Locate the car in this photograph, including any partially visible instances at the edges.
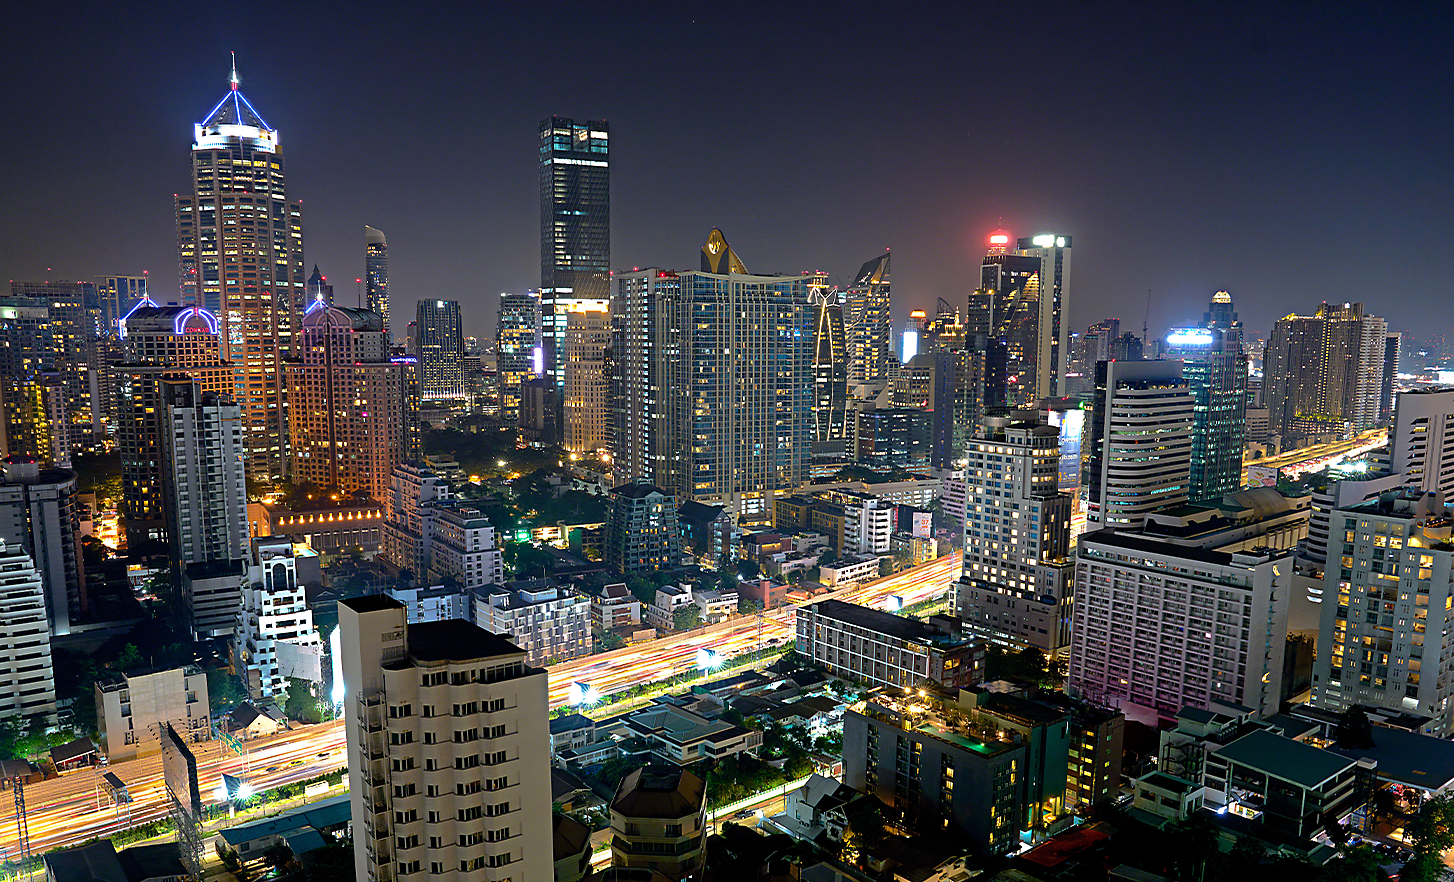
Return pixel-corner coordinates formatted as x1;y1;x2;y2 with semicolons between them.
735;809;756;819
266;766;280;772
317;752;328;758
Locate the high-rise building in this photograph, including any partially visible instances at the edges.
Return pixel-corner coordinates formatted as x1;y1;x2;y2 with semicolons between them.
1071;526;1293;719
604;482;682;575
340;595;552;882
305;265;334;310
0;458;85;636
809;278;849;448
612;257;812;524
415;299;466;401
495;292;540;424
1163;302;1248;503
0;538;56;724
973;234;1072;406
853;407;930;474
563;305;610;455
844;253;891;394
93;275;148;336
539;116;610;424
473;583;591;668
0;372;70;468
176;62;304;481
235;536;322;700
1389;389;1454;497
7;281;98;437
1311;490;1454;735
1264;302;1389;442
364;226;389;337
158;377;249;568
287;305;405;503
114;305;238;543
952;412;1075;654
1084;360;1194;529
1015;235;1072;399
382;462;452;576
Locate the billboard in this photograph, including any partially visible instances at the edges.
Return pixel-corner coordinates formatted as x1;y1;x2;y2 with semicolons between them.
277;638;323;683
1247;465;1281;487
160;723;201;819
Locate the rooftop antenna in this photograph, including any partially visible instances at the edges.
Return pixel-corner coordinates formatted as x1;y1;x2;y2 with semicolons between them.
230;52;239;90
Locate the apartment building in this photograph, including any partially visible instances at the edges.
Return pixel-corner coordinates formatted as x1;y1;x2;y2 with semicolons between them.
0;538;55;723
340;595;551;882
235;536;324;701
609;766;708;879
95;665;210;761
473;583;591;667
427;503;504;590
795;599;984;690
591;583;641;632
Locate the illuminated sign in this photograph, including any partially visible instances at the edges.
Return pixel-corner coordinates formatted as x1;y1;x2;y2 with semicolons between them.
989;234;1009;245
1166;328;1215;346
532;345;544;376
902;330;919;363
173;306;219;335
1032;234;1055;247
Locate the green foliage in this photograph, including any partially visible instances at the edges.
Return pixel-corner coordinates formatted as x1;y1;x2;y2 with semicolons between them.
1334;707;1376;749
206;665;247;711
738;598;763;615
626;576;656;605
503;541;554;578
1405;793;1454;872
673;605;703;631
595;630;626;652
736;559;761;580
878;558;894;578
984;645;1060;686
707;756;789;809
285;677;324;724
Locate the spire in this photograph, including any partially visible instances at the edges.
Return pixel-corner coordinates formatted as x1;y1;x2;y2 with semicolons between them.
197;53;272;133
230;51;239;91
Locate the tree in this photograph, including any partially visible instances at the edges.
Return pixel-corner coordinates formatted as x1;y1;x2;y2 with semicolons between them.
1404;793;1454;876
626;576;656;605
112;643;143;673
674;605;702;631
595;630;626;652
285;677;323;724
739;598;763;615
503;541;553;578
736;559;760;580
879;558;894;578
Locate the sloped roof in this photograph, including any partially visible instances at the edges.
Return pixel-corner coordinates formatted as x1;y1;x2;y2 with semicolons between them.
612;765;704;818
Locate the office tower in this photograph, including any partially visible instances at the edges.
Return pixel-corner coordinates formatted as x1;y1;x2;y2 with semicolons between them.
365;226;389;337
539;116;610;423
1014;235;1072;398
795;599;985;689
415;299;466;401
853;407;930;474
0;538;56;724
235;536;322;700
609;766;707;878
1085;360;1193;528
611;259;812;524
7;281;97;437
93;275;148;335
1264;302;1389;442
177;63;305;480
305;265;333;309
114;306;238;543
894;351;955;469
844;252;892;394
495;292;540;424
951;413;1075;654
563;305;610;454
159;377;249;566
340;595;552;882
974;234;1072;406
1071;528;1293;719
604;481;682;575
0;458;85;635
0;372;70;468
287;305;405;503
1163;316;1248;503
810;277;848;447
1310;490;1454;735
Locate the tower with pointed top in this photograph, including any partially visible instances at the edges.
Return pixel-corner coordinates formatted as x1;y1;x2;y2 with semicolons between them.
364;226;389;337
176;59;304;481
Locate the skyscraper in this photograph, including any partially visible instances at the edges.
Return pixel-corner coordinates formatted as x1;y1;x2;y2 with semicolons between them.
0;459;85;636
1388;389;1454;498
7;281;98;437
612;246;812;524
415;299;465;401
364;226;389;337
159;376;249;568
1163;294;1248;503
1084;360;1194;528
305;266;333;309
0;538;56;724
340;595;552;882
93;275;148;336
563;305;610;455
973;234;1073;406
495;292;540;425
1015;235;1072;399
810;278;849;447
287;305;405;504
539;116;610;428
844;253;891;394
176;60;304;480
952;412;1075;654
1264;302;1388;443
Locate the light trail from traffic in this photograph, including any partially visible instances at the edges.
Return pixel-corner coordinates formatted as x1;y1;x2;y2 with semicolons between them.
0;554;960;858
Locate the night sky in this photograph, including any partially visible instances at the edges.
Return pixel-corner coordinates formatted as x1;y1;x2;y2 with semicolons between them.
4;2;1451;345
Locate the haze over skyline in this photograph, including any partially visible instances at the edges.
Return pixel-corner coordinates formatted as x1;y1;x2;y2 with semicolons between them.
3;1;1451;343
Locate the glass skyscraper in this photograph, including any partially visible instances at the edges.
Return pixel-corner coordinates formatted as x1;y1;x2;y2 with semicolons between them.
539;116;610;433
1163;292;1248;503
414;299;465;401
365;225;389;337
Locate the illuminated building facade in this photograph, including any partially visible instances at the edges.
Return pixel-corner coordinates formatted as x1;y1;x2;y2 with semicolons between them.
845;253;891;394
286;305;404;504
176;62;304;480
6;281;98;437
563;305;610;454
540;116;610;437
496;291;540;424
1163;298;1247;503
611;265;812;524
1264;302;1389;443
0;372;70;468
364;226;389;337
972;233;1073;406
158;376;249;567
1084;360;1193;528
114;306;238;542
415;299;466;401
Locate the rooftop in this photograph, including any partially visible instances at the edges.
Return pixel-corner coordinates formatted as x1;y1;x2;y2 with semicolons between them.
807;598;936;642
1325;726;1454;792
341;594;404;614
612;765;705;818
1214;729;1355;789
407;620;526;663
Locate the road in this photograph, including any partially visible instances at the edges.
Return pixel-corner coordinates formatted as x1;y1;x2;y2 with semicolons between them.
1244;429;1386;483
0;554;961;859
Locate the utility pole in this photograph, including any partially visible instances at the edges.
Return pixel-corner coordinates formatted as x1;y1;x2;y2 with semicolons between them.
13;776;30;874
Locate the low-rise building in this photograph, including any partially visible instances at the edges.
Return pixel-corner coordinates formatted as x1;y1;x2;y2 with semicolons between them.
693;587;737;624
1203;728;1368;841
610;766;708;879
553;814;593;882
593;582;641;631
95;665;210;761
795;599;985;690
645;585;694;631
624;702;763;765
819;554;882;588
254;501;385;555
550;712;598;755
605;482;682;575
738;578;789;610
426;502;504;589
474;582;591;666
678;501;735;566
